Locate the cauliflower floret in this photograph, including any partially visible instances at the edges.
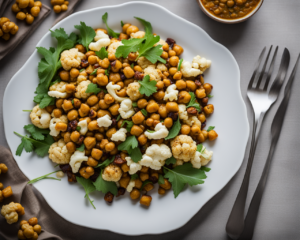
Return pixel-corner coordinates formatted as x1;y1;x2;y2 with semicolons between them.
126;82;143;101
144;123;169;140
48;139;71;164
171;135;197;162
178;104;188;121
97;115;112;128
30;104;51;129
69;151;88;173
164;84;178;101
60;48;84;71
130;31;145;39
49;115;68;137
75;80;92;99
48;81;68;98
157;63;168;72
181;60;201;78
1;202;25;224
140;144;172;170
191;151;201;169
102;164;122;182
107;41;123;55
94;30;109;41
200;148;213;166
183;116;201;127
144;65;161;81
192;55;212;73
126;156;142;174
89;38;111;51
77;119;88;135
137;56;153;69
126;180;135;192
106;82;127;102
77;71;88;83
111;128;127;142
118;99;135;119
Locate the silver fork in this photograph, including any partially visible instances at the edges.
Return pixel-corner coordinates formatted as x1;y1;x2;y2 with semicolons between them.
226;46;290;239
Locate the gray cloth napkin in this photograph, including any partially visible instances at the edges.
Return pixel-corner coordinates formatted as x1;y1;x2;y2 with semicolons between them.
0;2;51;61
52;0;82;27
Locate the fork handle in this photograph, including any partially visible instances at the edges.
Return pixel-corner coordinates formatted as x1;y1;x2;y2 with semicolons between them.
226;111;265;239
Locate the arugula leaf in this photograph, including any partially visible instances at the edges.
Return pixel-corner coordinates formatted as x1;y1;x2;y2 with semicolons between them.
132;102;137;108
24;124;49;141
95;47;108;59
139;75;157;97
141;109;148;116
130;147;142;163
164;163;208;198
207;94;213;98
186;92;201;112
178;59;183;71
74;22;96;51
140;180;152;192
134;17;153;35
121;20;124;27
207;126;215;132
102;12;120;38
76;177;96;209
77;144;85;151
116;114;121;121
121;120;134;132
165;117;181;140
28;170;60;184
131;173;139;180
165;156;176;165
95;156;114;168
158;174;165;185
85;83;101;94
118;136;138;154
93;169;118;195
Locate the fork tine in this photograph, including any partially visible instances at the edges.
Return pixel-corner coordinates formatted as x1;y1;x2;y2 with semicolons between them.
262;46;278;91
248;47;266;89
254;46;273;89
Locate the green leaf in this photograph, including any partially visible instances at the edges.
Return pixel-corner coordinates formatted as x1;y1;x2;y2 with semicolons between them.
140;180;152;192
141;109;148;116
132;102;137;108
165;117;181;140
164;163;208;198
139;75;157;97
121;120;134;132
186;92;201;112
131;63;134;69
131;173;139;180
76;177;96;209
16;137;34;156
118;136;138;154
80;69;85;72
147;130;155;133
16;140;25;156
121;20;124;27
201;166;211;172
95;156;114;168
178;59;183;71
130;147;142;163
93;170;118;195
95;47;108;59
28;170;60;184
71;99;74;105
74;21;96;51
134;17;153;36
207;94;213;98
116;114;121;121
90;69;97;75
207;126;215;132
76;126;81;131
85;83;101;94
39;94;56;109
140;43;166;64
115;38;145;59
102;12;120;38
105;65;111;76
31;134;54;157
158;174;165;185
24;124;49;141
165;156;176;165
77;144;85;152
197;144;204;153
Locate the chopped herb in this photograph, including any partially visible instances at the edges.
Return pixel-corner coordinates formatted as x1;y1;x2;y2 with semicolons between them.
105;65;111;76
22;110;32;112
141;109;148;116
158;174;165;185
102;12;120;38
90;69;97;75
121;20;124;27
165;117;181;140
74;21;96;51
139;75;157;97
50;78;61;86
186;92;201;112
80;69;85;72
116;115;121;121
132;102;138;108
197;144;210;159
131;63;134;69
93;169;118;195
135;17;153;35
207;126;215;132
178;59;183;71
76;177;96;209
130;147;142;163
28;170;60;184
118;135;138;154
76;126;81;131
121;120;134;132
140;180;152;192
71;99;74;105
165;156;176;165
85;83;101;94
95;47;108;59
147;130;155;133
131;173;139;180
24;124;49;141
95;156;114;168
76;144;85;151
207;94;213;98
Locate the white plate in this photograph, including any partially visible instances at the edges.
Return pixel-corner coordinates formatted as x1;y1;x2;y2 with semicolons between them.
3;1;249;235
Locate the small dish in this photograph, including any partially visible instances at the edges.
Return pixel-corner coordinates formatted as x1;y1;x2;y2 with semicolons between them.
197;0;264;24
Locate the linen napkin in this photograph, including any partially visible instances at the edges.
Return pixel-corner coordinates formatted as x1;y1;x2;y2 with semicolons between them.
52;0;82;27
0;2;51;61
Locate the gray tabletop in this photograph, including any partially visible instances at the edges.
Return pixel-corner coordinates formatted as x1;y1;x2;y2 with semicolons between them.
1;0;299;239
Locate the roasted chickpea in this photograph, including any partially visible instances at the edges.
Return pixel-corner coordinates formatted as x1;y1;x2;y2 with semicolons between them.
203;104;214;115
62;100;73;111
123;66;135;78
163;79;171;87
166;102;179;112
198;113;206;123
168;49;176;57
132;111;145;125
176;80;186;90
197;133;205;143
158;104;168;118
61;4;68;11
100;58;110;68
16;12;26;20
95;73;108;86
173;44;184;55
88;120;100;131
126;25;139;35
146;101;159;113
146;118;154;127
178;91;191;104
79;104;90;117
158;187;166;195
34;1;42;7
202;130;208;140
134;65;143;72
186;80;197;92
130;188;140;200
84;137;96;150
0;17;9;27
140;172;149;181
153;90;165;101
137;99;148;109
191;125;201;135
140;166;149;173
99;99;110;110
140;195;152;207
52;108;62;118
164;117;173;128
119;32;129;40
11;3;21;13
105;142;115;152
108;53;116;61
28;217;38;226
9;25;18;35
18;230;26;240
169;56;179;67
156;80;164;89
173;71;182;80
119;176;130;188
128;52;137;61
53;5;62;13
19;0;30;8
130;125;143;136
137;134;147;145
67;110;78;121
86;95;98;106
195;88;206;99
109;73;121;83
30;6;40;17
169;67;177;76
106;128;117;138
87;55;97;65
108;103;120;115
2;186;13;198
91;148;103;160
116;89;127;97
23;227;34;239
33;224;42;234
2;33;10;41
203;83;213;94
2;22;15;33
122;23;131;33
76;44;86;53
181;124;191;135
143;183;154;192
161;51;168;59
208;130;218;141
70;131;80;142
159;178;171;190
111;60;122;72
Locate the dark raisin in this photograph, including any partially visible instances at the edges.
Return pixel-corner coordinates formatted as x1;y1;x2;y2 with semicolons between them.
89;109;97;118
120;73;126;81
94;63;100;69
195;80;202;88
168;112;179;121
69;120;78;131
114;154;125;165
187;107;198;115
134;107;139;112
116;187;126;197
111;118;117;127
90;171;100;182
81;59;88;68
134;71;144;80
77;135;84;145
149;176;158;184
201;120;206;130
60;164;71;173
67;172;77;183
111;60;116;67
166;38;176;48
104;192;114;203
202;97;209;106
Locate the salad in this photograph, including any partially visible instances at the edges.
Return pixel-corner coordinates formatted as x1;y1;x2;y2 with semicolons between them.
15;13;218;208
